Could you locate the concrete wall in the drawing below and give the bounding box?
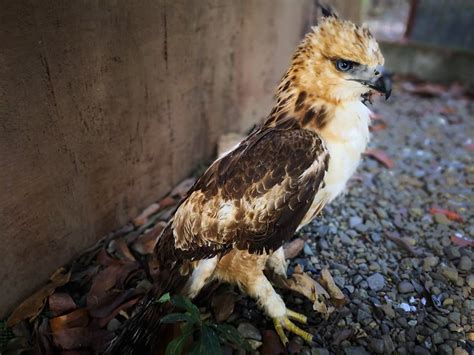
[0,0,361,317]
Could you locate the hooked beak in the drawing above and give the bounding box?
[351,65,392,100]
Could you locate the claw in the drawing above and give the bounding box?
[273,310,315,345]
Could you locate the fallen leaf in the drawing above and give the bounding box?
[385,232,425,256]
[7,268,71,327]
[369,122,387,132]
[133,203,161,227]
[319,268,346,308]
[261,330,286,355]
[52,327,112,351]
[50,309,89,333]
[86,264,123,309]
[429,207,464,222]
[332,328,354,346]
[131,222,166,255]
[364,149,394,169]
[269,265,333,319]
[97,297,139,327]
[283,238,305,259]
[112,238,136,262]
[211,290,238,322]
[49,293,77,317]
[158,196,177,209]
[170,178,196,198]
[450,234,474,247]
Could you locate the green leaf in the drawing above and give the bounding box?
[189,326,222,355]
[157,293,171,304]
[160,312,195,324]
[165,325,194,355]
[215,324,252,351]
[171,295,200,322]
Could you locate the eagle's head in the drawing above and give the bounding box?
[292,16,391,103]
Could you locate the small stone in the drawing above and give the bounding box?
[382,334,395,354]
[458,256,472,271]
[339,232,354,245]
[442,298,454,306]
[344,347,370,355]
[382,303,395,318]
[466,274,474,288]
[423,256,439,271]
[370,232,381,243]
[453,347,468,355]
[349,216,363,228]
[357,309,372,325]
[367,273,385,291]
[369,338,385,354]
[448,312,461,324]
[303,243,314,256]
[345,285,355,293]
[413,346,430,355]
[431,331,444,345]
[237,322,262,341]
[445,246,461,260]
[438,344,453,355]
[311,349,330,355]
[398,281,415,293]
[107,318,121,332]
[434,214,450,225]
[441,266,459,283]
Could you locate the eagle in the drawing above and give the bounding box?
[107,14,391,354]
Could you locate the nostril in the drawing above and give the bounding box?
[374,70,380,76]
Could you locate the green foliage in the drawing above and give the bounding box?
[159,294,251,355]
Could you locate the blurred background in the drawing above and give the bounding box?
[1,1,472,354]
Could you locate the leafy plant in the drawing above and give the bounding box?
[158,293,251,355]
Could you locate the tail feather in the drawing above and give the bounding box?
[105,225,189,355]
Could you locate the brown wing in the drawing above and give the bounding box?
[169,125,329,259]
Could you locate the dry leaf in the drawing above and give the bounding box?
[211,290,238,322]
[49,293,77,317]
[133,203,161,226]
[261,330,286,355]
[131,222,166,255]
[113,239,136,262]
[86,264,122,309]
[364,149,394,169]
[50,309,89,333]
[7,268,71,327]
[283,238,305,259]
[319,268,346,308]
[97,297,139,327]
[170,178,196,198]
[450,234,474,247]
[270,265,333,319]
[429,207,464,222]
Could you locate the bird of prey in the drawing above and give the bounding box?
[107,13,391,354]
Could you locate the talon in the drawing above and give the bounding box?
[273,315,315,346]
[287,309,307,324]
[273,318,289,346]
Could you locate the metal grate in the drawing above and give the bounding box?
[407,0,474,51]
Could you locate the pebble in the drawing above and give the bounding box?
[344,347,370,355]
[398,281,415,293]
[237,322,262,341]
[441,266,459,283]
[466,274,474,288]
[367,273,385,291]
[349,216,363,228]
[434,214,451,225]
[423,256,439,270]
[303,243,314,256]
[369,338,385,354]
[311,349,330,355]
[458,256,472,271]
[448,312,461,324]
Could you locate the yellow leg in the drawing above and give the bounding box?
[287,309,307,324]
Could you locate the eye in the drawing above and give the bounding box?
[335,59,353,72]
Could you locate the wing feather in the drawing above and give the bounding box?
[170,125,329,259]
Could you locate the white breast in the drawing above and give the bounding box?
[299,101,371,228]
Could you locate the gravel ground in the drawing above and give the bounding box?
[225,82,473,355]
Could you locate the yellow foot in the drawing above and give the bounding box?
[273,309,315,346]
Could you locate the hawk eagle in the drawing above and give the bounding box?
[108,14,391,354]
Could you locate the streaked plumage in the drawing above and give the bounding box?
[107,13,390,354]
